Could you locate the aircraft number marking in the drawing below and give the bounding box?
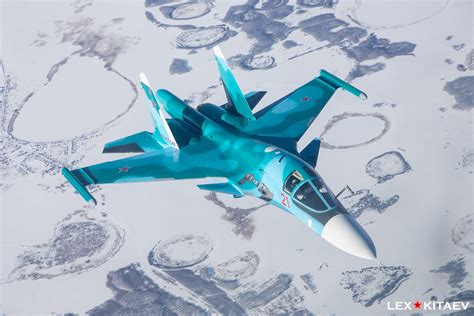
[281,194,290,208]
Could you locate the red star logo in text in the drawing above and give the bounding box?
[300,96,311,102]
[118,166,130,173]
[413,300,422,309]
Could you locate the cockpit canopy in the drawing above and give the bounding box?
[284,170,337,212]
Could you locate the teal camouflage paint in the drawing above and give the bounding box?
[62,47,377,260]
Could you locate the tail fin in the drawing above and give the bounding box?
[139,73,179,149]
[213,46,256,121]
[300,138,321,167]
[242,91,266,110]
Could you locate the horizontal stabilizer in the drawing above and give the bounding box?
[213,46,256,120]
[223,91,266,114]
[166,119,197,148]
[319,69,367,100]
[197,182,243,197]
[62,167,97,205]
[242,69,368,151]
[244,91,266,109]
[103,131,164,153]
[300,138,321,167]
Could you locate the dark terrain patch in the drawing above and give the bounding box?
[52,222,108,265]
[465,49,474,70]
[341,189,399,218]
[452,214,474,253]
[176,25,235,49]
[237,274,293,309]
[444,76,474,110]
[300,273,318,293]
[453,43,465,51]
[373,102,396,108]
[205,192,268,239]
[282,40,298,49]
[299,14,367,46]
[445,290,474,316]
[366,151,412,183]
[224,3,293,54]
[88,263,208,315]
[343,33,416,63]
[6,209,124,282]
[165,269,245,314]
[346,62,385,82]
[457,64,467,72]
[297,0,338,8]
[341,266,412,307]
[169,58,192,74]
[430,255,468,289]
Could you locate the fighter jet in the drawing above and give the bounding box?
[62,47,377,260]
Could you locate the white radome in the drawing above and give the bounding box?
[321,214,377,260]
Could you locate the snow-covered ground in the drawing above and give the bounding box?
[1,0,473,314]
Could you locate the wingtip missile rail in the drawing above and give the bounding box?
[62,167,97,205]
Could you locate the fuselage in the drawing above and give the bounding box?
[156,89,377,260]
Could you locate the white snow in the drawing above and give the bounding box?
[321,114,387,148]
[13,57,135,142]
[1,0,473,314]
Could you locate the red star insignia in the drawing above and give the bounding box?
[300,96,311,102]
[118,166,130,173]
[414,300,422,309]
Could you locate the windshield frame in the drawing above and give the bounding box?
[283,170,304,194]
[291,179,333,213]
[311,178,337,208]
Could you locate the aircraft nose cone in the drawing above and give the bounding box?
[321,214,377,260]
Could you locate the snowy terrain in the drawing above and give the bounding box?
[1,0,473,314]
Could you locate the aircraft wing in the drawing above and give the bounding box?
[62,138,239,204]
[244,70,366,150]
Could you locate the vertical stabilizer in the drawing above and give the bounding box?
[139,73,179,149]
[300,138,321,167]
[213,46,256,120]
